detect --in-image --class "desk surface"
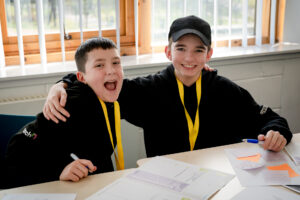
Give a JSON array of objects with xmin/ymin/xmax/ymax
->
[{"xmin": 1, "ymin": 134, "xmax": 299, "ymax": 200}]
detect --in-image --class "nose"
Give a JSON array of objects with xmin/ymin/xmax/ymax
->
[
  {"xmin": 185, "ymin": 50, "xmax": 194, "ymax": 63},
  {"xmin": 106, "ymin": 65, "xmax": 116, "ymax": 75}
]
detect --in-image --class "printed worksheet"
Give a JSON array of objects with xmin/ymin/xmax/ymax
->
[
  {"xmin": 86, "ymin": 156, "xmax": 234, "ymax": 200},
  {"xmin": 225, "ymin": 146, "xmax": 300, "ymax": 186},
  {"xmin": 231, "ymin": 186, "xmax": 300, "ymax": 200},
  {"xmin": 285, "ymin": 141, "xmax": 300, "ymax": 165},
  {"xmin": 2, "ymin": 193, "xmax": 76, "ymax": 200}
]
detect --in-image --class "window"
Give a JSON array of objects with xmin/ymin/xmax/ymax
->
[
  {"xmin": 0, "ymin": 0, "xmax": 286, "ymax": 67},
  {"xmin": 149, "ymin": 0, "xmax": 285, "ymax": 51},
  {"xmin": 5, "ymin": 0, "xmax": 116, "ymax": 36},
  {"xmin": 1, "ymin": 0, "xmax": 135, "ymax": 66}
]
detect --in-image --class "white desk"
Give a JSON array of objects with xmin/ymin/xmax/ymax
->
[
  {"xmin": 1, "ymin": 133, "xmax": 299, "ymax": 200},
  {"xmin": 137, "ymin": 133, "xmax": 300, "ymax": 199}
]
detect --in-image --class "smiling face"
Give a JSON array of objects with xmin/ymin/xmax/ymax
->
[
  {"xmin": 77, "ymin": 48, "xmax": 123, "ymax": 102},
  {"xmin": 166, "ymin": 34, "xmax": 213, "ymax": 86}
]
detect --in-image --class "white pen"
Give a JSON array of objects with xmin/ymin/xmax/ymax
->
[
  {"xmin": 70, "ymin": 153, "xmax": 92, "ymax": 172},
  {"xmin": 70, "ymin": 153, "xmax": 79, "ymax": 161}
]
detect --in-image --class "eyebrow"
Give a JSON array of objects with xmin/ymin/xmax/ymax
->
[
  {"xmin": 174, "ymin": 43, "xmax": 206, "ymax": 50},
  {"xmin": 94, "ymin": 58, "xmax": 105, "ymax": 62}
]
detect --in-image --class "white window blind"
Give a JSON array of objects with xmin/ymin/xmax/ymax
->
[
  {"xmin": 256, "ymin": 0, "xmax": 263, "ymax": 46},
  {"xmin": 115, "ymin": 0, "xmax": 120, "ymax": 52},
  {"xmin": 242, "ymin": 0, "xmax": 248, "ymax": 47},
  {"xmin": 97, "ymin": 0, "xmax": 102, "ymax": 37},
  {"xmin": 270, "ymin": 0, "xmax": 277, "ymax": 45},
  {"xmin": 36, "ymin": 0, "xmax": 47, "ymax": 71},
  {"xmin": 14, "ymin": 0, "xmax": 25, "ymax": 73},
  {"xmin": 79, "ymin": 0, "xmax": 84, "ymax": 44},
  {"xmin": 58, "ymin": 0, "xmax": 66, "ymax": 63}
]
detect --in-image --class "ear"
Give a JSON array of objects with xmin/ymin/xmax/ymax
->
[
  {"xmin": 76, "ymin": 71, "xmax": 86, "ymax": 84},
  {"xmin": 165, "ymin": 45, "xmax": 172, "ymax": 61},
  {"xmin": 206, "ymin": 48, "xmax": 213, "ymax": 62}
]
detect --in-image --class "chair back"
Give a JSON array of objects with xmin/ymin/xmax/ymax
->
[{"xmin": 0, "ymin": 114, "xmax": 36, "ymax": 161}]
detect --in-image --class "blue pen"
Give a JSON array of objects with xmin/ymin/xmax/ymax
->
[
  {"xmin": 70, "ymin": 153, "xmax": 92, "ymax": 172},
  {"xmin": 242, "ymin": 139, "xmax": 264, "ymax": 144}
]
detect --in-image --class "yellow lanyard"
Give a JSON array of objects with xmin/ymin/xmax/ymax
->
[
  {"xmin": 176, "ymin": 73, "xmax": 202, "ymax": 151},
  {"xmin": 98, "ymin": 98, "xmax": 124, "ymax": 170}
]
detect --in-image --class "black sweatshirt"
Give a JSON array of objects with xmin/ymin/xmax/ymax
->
[
  {"xmin": 3, "ymin": 81, "xmax": 116, "ymax": 188},
  {"xmin": 62, "ymin": 64, "xmax": 292, "ymax": 157}
]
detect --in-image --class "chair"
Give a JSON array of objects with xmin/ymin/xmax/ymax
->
[{"xmin": 0, "ymin": 114, "xmax": 36, "ymax": 162}]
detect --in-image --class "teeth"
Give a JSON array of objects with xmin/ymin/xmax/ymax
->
[{"xmin": 184, "ymin": 64, "xmax": 194, "ymax": 68}]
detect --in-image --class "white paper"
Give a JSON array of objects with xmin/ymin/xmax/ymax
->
[
  {"xmin": 285, "ymin": 141, "xmax": 300, "ymax": 165},
  {"xmin": 231, "ymin": 186, "xmax": 300, "ymax": 200},
  {"xmin": 2, "ymin": 193, "xmax": 76, "ymax": 200},
  {"xmin": 86, "ymin": 156, "xmax": 234, "ymax": 200},
  {"xmin": 86, "ymin": 178, "xmax": 197, "ymax": 200},
  {"xmin": 225, "ymin": 146, "xmax": 300, "ymax": 186}
]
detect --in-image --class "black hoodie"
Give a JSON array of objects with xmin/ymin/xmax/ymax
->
[
  {"xmin": 119, "ymin": 65, "xmax": 292, "ymax": 156},
  {"xmin": 3, "ymin": 82, "xmax": 116, "ymax": 188},
  {"xmin": 60, "ymin": 65, "xmax": 292, "ymax": 157}
]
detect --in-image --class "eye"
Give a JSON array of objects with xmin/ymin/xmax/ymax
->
[
  {"xmin": 96, "ymin": 63, "xmax": 104, "ymax": 68},
  {"xmin": 113, "ymin": 61, "xmax": 120, "ymax": 65},
  {"xmin": 176, "ymin": 47, "xmax": 185, "ymax": 51},
  {"xmin": 196, "ymin": 49, "xmax": 204, "ymax": 53}
]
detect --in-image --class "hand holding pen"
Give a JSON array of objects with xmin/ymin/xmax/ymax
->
[
  {"xmin": 243, "ymin": 130, "xmax": 287, "ymax": 152},
  {"xmin": 59, "ymin": 153, "xmax": 97, "ymax": 182}
]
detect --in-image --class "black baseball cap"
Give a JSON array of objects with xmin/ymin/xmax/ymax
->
[{"xmin": 168, "ymin": 15, "xmax": 211, "ymax": 46}]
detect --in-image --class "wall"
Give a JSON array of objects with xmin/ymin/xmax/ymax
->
[
  {"xmin": 1, "ymin": 46, "xmax": 300, "ymax": 168},
  {"xmin": 283, "ymin": 0, "xmax": 300, "ymax": 43}
]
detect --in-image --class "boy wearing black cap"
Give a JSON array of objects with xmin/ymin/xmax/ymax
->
[{"xmin": 43, "ymin": 15, "xmax": 292, "ymax": 157}]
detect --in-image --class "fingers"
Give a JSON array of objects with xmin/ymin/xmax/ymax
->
[
  {"xmin": 43, "ymin": 101, "xmax": 59, "ymax": 123},
  {"xmin": 42, "ymin": 82, "xmax": 70, "ymax": 123},
  {"xmin": 79, "ymin": 159, "xmax": 97, "ymax": 173},
  {"xmin": 60, "ymin": 92, "xmax": 67, "ymax": 107},
  {"xmin": 262, "ymin": 130, "xmax": 287, "ymax": 152},
  {"xmin": 60, "ymin": 159, "xmax": 96, "ymax": 182},
  {"xmin": 50, "ymin": 99, "xmax": 68, "ymax": 122},
  {"xmin": 257, "ymin": 134, "xmax": 265, "ymax": 141},
  {"xmin": 203, "ymin": 64, "xmax": 215, "ymax": 72}
]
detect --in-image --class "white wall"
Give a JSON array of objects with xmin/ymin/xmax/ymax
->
[
  {"xmin": 1, "ymin": 46, "xmax": 300, "ymax": 168},
  {"xmin": 283, "ymin": 0, "xmax": 300, "ymax": 43}
]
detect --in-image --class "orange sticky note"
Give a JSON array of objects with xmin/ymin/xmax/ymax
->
[
  {"xmin": 267, "ymin": 163, "xmax": 300, "ymax": 178},
  {"xmin": 237, "ymin": 153, "xmax": 261, "ymax": 163}
]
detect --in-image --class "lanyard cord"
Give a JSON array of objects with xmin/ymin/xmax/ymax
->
[
  {"xmin": 176, "ymin": 73, "xmax": 202, "ymax": 150},
  {"xmin": 98, "ymin": 98, "xmax": 124, "ymax": 170}
]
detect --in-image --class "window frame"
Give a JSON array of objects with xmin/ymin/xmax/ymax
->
[
  {"xmin": 140, "ymin": 0, "xmax": 286, "ymax": 53},
  {"xmin": 1, "ymin": 0, "xmax": 286, "ymax": 66},
  {"xmin": 0, "ymin": 0, "xmax": 136, "ymax": 65}
]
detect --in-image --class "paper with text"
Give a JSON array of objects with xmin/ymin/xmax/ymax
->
[
  {"xmin": 231, "ymin": 186, "xmax": 300, "ymax": 200},
  {"xmin": 285, "ymin": 141, "xmax": 300, "ymax": 165},
  {"xmin": 2, "ymin": 193, "xmax": 76, "ymax": 200},
  {"xmin": 225, "ymin": 146, "xmax": 300, "ymax": 186},
  {"xmin": 86, "ymin": 156, "xmax": 234, "ymax": 200}
]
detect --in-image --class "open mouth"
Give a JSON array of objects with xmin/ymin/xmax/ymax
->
[{"xmin": 104, "ymin": 81, "xmax": 117, "ymax": 91}]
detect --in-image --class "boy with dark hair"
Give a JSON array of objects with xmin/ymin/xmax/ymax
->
[
  {"xmin": 43, "ymin": 16, "xmax": 292, "ymax": 158},
  {"xmin": 3, "ymin": 37, "xmax": 124, "ymax": 188}
]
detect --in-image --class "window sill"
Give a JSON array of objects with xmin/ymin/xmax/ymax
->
[{"xmin": 1, "ymin": 43, "xmax": 300, "ymax": 84}]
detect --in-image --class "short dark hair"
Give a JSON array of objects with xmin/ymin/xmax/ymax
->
[{"xmin": 75, "ymin": 37, "xmax": 117, "ymax": 72}]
